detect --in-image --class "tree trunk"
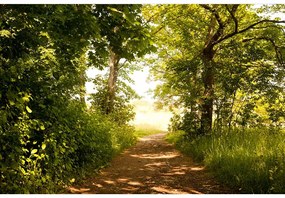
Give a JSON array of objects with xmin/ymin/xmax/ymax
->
[
  {"xmin": 105, "ymin": 50, "xmax": 120, "ymax": 114},
  {"xmin": 200, "ymin": 47, "xmax": 215, "ymax": 135},
  {"xmin": 199, "ymin": 15, "xmax": 217, "ymax": 135}
]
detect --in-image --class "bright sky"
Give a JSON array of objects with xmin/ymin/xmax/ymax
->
[
  {"xmin": 86, "ymin": 66, "xmax": 170, "ymax": 130},
  {"xmin": 85, "ymin": 68, "xmax": 105, "ymax": 94},
  {"xmin": 129, "ymin": 67, "xmax": 159, "ymax": 100},
  {"xmin": 86, "ymin": 66, "xmax": 159, "ymax": 101}
]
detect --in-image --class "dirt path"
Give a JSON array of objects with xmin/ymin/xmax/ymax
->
[{"xmin": 68, "ymin": 133, "xmax": 236, "ymax": 194}]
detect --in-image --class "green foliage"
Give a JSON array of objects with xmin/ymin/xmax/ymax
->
[
  {"xmin": 0, "ymin": 5, "xmax": 138, "ymax": 193},
  {"xmin": 89, "ymin": 5, "xmax": 155, "ymax": 116},
  {"xmin": 110, "ymin": 124, "xmax": 137, "ymax": 154},
  {"xmin": 92, "ymin": 5, "xmax": 155, "ymax": 61},
  {"xmin": 89, "ymin": 70, "xmax": 137, "ymax": 124},
  {"xmin": 145, "ymin": 4, "xmax": 285, "ymax": 134},
  {"xmin": 0, "ymin": 99, "xmax": 136, "ymax": 193},
  {"xmin": 167, "ymin": 128, "xmax": 285, "ymax": 193}
]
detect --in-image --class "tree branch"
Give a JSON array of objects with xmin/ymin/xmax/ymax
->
[
  {"xmin": 200, "ymin": 4, "xmax": 226, "ymax": 49},
  {"xmin": 215, "ymin": 19, "xmax": 285, "ymax": 45},
  {"xmin": 118, "ymin": 58, "xmax": 128, "ymax": 70},
  {"xmin": 200, "ymin": 4, "xmax": 225, "ymax": 31},
  {"xmin": 225, "ymin": 4, "xmax": 239, "ymax": 32}
]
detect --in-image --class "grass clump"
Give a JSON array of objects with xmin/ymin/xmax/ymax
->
[{"xmin": 166, "ymin": 128, "xmax": 285, "ymax": 193}]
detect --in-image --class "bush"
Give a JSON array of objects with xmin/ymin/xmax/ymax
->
[
  {"xmin": 0, "ymin": 99, "xmax": 136, "ymax": 193},
  {"xmin": 166, "ymin": 127, "xmax": 285, "ymax": 193},
  {"xmin": 110, "ymin": 124, "xmax": 137, "ymax": 154}
]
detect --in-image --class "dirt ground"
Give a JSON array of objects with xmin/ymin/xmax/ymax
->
[{"xmin": 68, "ymin": 133, "xmax": 237, "ymax": 194}]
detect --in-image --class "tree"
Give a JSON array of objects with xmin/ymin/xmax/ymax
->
[
  {"xmin": 145, "ymin": 4, "xmax": 285, "ymax": 134},
  {"xmin": 91, "ymin": 5, "xmax": 155, "ymax": 114}
]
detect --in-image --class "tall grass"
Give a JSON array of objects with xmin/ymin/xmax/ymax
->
[{"xmin": 166, "ymin": 128, "xmax": 285, "ymax": 193}]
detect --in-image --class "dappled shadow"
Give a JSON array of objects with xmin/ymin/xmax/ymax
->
[{"xmin": 68, "ymin": 133, "xmax": 235, "ymax": 194}]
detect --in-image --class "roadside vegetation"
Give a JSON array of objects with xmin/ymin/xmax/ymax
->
[
  {"xmin": 0, "ymin": 5, "xmax": 152, "ymax": 193},
  {"xmin": 166, "ymin": 128, "xmax": 285, "ymax": 193},
  {"xmin": 147, "ymin": 4, "xmax": 285, "ymax": 194}
]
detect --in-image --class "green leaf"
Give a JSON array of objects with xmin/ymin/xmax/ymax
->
[
  {"xmin": 19, "ymin": 167, "xmax": 26, "ymax": 174},
  {"xmin": 22, "ymin": 95, "xmax": 30, "ymax": 102},
  {"xmin": 40, "ymin": 125, "xmax": 45, "ymax": 130},
  {"xmin": 41, "ymin": 143, "xmax": 46, "ymax": 150},
  {"xmin": 39, "ymin": 104, "xmax": 46, "ymax": 108},
  {"xmin": 0, "ymin": 30, "xmax": 12, "ymax": 38},
  {"xmin": 26, "ymin": 106, "xmax": 32, "ymax": 113},
  {"xmin": 9, "ymin": 100, "xmax": 15, "ymax": 106},
  {"xmin": 107, "ymin": 7, "xmax": 123, "ymax": 14},
  {"xmin": 31, "ymin": 149, "xmax": 38, "ymax": 155}
]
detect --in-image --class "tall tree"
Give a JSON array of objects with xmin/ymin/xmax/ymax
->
[
  {"xmin": 145, "ymin": 4, "xmax": 285, "ymax": 134},
  {"xmin": 91, "ymin": 5, "xmax": 155, "ymax": 114},
  {"xmin": 198, "ymin": 4, "xmax": 284, "ymax": 134}
]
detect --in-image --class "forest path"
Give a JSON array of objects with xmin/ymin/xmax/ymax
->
[{"xmin": 68, "ymin": 133, "xmax": 235, "ymax": 194}]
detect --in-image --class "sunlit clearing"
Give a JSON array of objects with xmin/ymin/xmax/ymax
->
[{"xmin": 131, "ymin": 99, "xmax": 172, "ymax": 131}]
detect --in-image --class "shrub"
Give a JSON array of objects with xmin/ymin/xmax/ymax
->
[{"xmin": 0, "ymin": 99, "xmax": 136, "ymax": 193}]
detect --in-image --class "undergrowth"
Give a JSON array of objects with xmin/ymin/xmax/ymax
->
[
  {"xmin": 0, "ymin": 100, "xmax": 136, "ymax": 193},
  {"xmin": 166, "ymin": 128, "xmax": 285, "ymax": 193}
]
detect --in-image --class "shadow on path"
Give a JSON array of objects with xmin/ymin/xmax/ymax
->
[{"xmin": 68, "ymin": 133, "xmax": 235, "ymax": 194}]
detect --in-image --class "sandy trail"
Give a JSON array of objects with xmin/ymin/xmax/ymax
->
[{"xmin": 68, "ymin": 133, "xmax": 235, "ymax": 194}]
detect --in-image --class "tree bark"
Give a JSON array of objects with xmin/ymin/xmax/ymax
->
[
  {"xmin": 198, "ymin": 14, "xmax": 217, "ymax": 135},
  {"xmin": 105, "ymin": 50, "xmax": 120, "ymax": 114},
  {"xmin": 200, "ymin": 47, "xmax": 215, "ymax": 135}
]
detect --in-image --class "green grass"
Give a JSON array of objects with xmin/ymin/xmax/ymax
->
[
  {"xmin": 166, "ymin": 128, "xmax": 285, "ymax": 193},
  {"xmin": 134, "ymin": 124, "xmax": 165, "ymax": 138}
]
